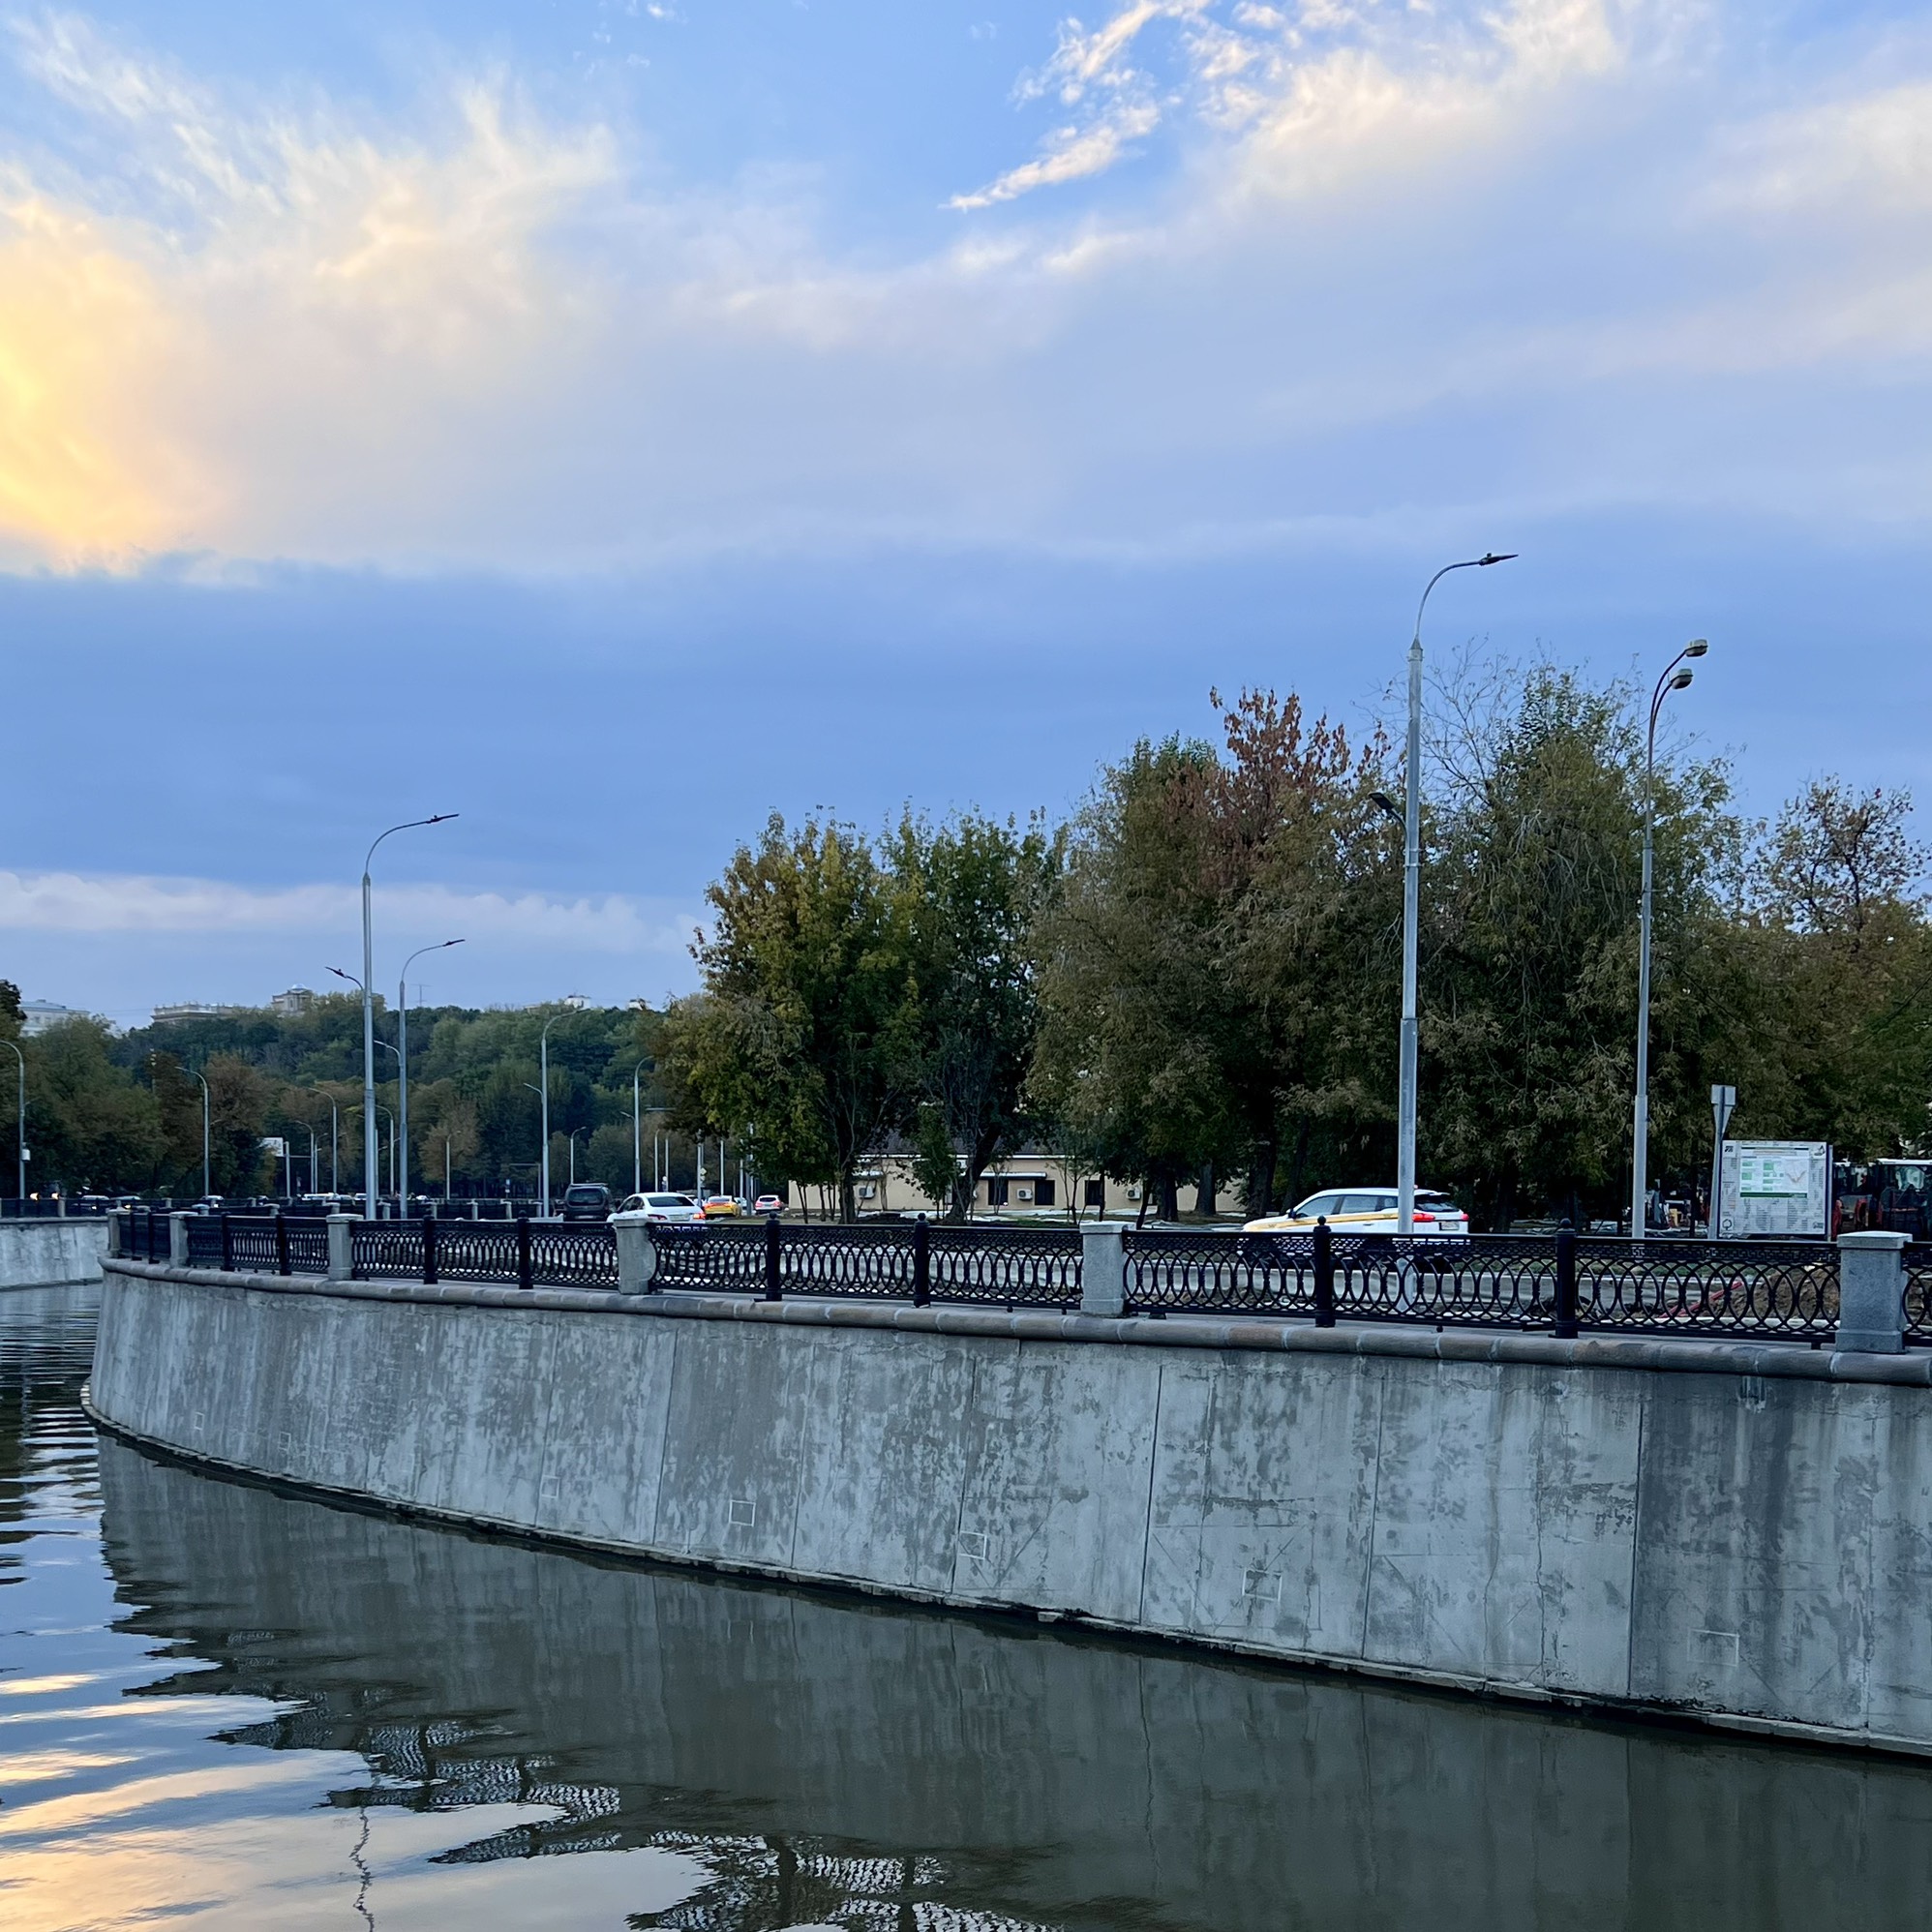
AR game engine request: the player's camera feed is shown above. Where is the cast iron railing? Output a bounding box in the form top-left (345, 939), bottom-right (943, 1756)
top-left (118, 1210), bottom-right (1874, 1344)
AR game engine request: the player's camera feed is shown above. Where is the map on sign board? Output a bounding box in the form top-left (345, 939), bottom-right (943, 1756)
top-left (1718, 1139), bottom-right (1831, 1238)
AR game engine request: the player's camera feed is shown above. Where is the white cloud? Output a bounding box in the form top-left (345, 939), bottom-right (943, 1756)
top-left (0, 871), bottom-right (699, 955)
top-left (2, 4), bottom-right (1931, 573)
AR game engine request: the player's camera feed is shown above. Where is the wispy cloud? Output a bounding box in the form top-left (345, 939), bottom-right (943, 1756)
top-left (0, 871), bottom-right (698, 954)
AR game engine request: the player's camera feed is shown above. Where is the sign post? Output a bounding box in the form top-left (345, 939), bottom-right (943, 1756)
top-left (1719, 1139), bottom-right (1832, 1239)
top-left (1708, 1086), bottom-right (1736, 1241)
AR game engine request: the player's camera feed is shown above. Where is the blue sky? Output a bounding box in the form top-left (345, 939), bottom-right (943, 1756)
top-left (3, 0), bottom-right (1930, 1021)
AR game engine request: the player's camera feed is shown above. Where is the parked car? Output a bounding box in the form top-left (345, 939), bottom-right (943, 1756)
top-left (559, 1182), bottom-right (614, 1222)
top-left (617, 1192), bottom-right (706, 1224)
top-left (1244, 1188), bottom-right (1470, 1237)
top-left (191, 1195), bottom-right (226, 1216)
top-left (700, 1195), bottom-right (740, 1219)
top-left (753, 1193), bottom-right (783, 1214)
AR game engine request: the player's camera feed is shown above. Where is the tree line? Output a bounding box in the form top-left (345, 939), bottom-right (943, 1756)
top-left (9, 659), bottom-right (1926, 1222)
top-left (658, 664), bottom-right (1932, 1225)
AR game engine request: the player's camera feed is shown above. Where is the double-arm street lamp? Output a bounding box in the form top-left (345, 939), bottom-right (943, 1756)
top-left (1630, 640), bottom-right (1709, 1240)
top-left (357, 817), bottom-right (456, 1222)
top-left (1395, 553), bottom-right (1517, 1236)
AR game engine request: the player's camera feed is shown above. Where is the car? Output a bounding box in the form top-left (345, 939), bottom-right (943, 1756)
top-left (1244, 1188), bottom-right (1470, 1237)
top-left (753, 1193), bottom-right (783, 1214)
top-left (191, 1195), bottom-right (226, 1216)
top-left (700, 1194), bottom-right (741, 1219)
top-left (559, 1182), bottom-right (614, 1222)
top-left (617, 1192), bottom-right (706, 1224)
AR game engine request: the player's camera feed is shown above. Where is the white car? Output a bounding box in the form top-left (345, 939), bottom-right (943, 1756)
top-left (617, 1192), bottom-right (706, 1225)
top-left (1245, 1187), bottom-right (1470, 1237)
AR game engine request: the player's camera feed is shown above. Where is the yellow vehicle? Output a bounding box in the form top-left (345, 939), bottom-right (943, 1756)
top-left (700, 1194), bottom-right (741, 1219)
top-left (1244, 1187), bottom-right (1470, 1236)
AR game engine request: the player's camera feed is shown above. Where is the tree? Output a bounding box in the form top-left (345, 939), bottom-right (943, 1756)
top-left (1031, 690), bottom-right (1394, 1219)
top-left (1422, 665), bottom-right (1743, 1224)
top-left (1739, 779), bottom-right (1932, 1159)
top-left (21, 1020), bottom-right (164, 1194)
top-left (891, 810), bottom-right (1064, 1218)
top-left (664, 815), bottom-right (919, 1222)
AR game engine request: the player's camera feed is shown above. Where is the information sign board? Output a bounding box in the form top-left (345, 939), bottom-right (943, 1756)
top-left (1718, 1139), bottom-right (1831, 1238)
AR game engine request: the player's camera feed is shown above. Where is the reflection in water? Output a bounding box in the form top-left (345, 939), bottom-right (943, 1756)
top-left (5, 1287), bottom-right (1932, 1929)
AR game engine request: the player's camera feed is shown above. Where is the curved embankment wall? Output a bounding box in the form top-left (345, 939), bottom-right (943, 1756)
top-left (1, 1218), bottom-right (108, 1289)
top-left (90, 1258), bottom-right (1932, 1754)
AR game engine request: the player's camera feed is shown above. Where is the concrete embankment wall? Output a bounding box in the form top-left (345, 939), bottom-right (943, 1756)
top-left (0, 1219), bottom-right (108, 1289)
top-left (89, 1259), bottom-right (1932, 1754)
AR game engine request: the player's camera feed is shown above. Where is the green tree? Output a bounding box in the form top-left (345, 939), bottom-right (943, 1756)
top-left (21, 1019), bottom-right (164, 1194)
top-left (891, 809), bottom-right (1064, 1219)
top-left (664, 814), bottom-right (919, 1221)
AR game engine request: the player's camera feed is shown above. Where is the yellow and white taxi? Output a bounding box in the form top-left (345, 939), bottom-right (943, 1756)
top-left (1244, 1187), bottom-right (1470, 1237)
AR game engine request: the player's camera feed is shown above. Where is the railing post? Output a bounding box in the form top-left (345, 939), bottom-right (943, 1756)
top-left (1079, 1222), bottom-right (1126, 1317)
top-left (913, 1214), bottom-right (930, 1307)
top-left (325, 1214), bottom-right (353, 1283)
top-left (107, 1211), bottom-right (125, 1259)
top-left (516, 1215), bottom-right (533, 1293)
top-left (1313, 1218), bottom-right (1336, 1328)
top-left (274, 1207), bottom-right (290, 1277)
top-left (219, 1212), bottom-right (232, 1273)
top-left (1554, 1219), bottom-right (1579, 1339)
top-left (422, 1210), bottom-right (438, 1285)
top-left (764, 1213), bottom-right (782, 1301)
top-left (1836, 1230), bottom-right (1908, 1354)
top-left (168, 1212), bottom-right (191, 1268)
top-left (612, 1211), bottom-right (658, 1294)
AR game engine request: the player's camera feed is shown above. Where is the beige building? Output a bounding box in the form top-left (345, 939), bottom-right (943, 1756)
top-left (850, 1149), bottom-right (1247, 1222)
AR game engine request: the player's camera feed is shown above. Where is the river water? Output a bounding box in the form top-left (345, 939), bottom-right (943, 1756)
top-left (5, 1285), bottom-right (1932, 1932)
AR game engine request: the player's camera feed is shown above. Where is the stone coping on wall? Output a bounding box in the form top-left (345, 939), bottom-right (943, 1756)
top-left (103, 1256), bottom-right (1932, 1387)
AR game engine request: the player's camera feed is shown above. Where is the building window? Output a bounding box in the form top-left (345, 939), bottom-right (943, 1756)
top-left (1034, 1177), bottom-right (1055, 1208)
top-left (1084, 1179), bottom-right (1104, 1209)
top-left (986, 1177), bottom-right (1009, 1207)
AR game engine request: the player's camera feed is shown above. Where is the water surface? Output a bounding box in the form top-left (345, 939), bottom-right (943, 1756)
top-left (4, 1284), bottom-right (1931, 1930)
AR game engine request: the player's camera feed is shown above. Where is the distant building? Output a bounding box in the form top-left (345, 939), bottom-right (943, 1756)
top-left (19, 1000), bottom-right (77, 1037)
top-left (150, 1002), bottom-right (245, 1026)
top-left (270, 986), bottom-right (315, 1017)
top-left (562, 993), bottom-right (589, 1011)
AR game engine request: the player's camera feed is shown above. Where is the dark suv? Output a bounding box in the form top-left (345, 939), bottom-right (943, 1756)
top-left (559, 1183), bottom-right (613, 1222)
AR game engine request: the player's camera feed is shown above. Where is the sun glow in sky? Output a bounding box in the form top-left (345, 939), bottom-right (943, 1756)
top-left (2, 0), bottom-right (1930, 1014)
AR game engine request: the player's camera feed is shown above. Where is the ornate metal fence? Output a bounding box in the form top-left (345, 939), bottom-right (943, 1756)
top-left (125, 1209), bottom-right (1876, 1345)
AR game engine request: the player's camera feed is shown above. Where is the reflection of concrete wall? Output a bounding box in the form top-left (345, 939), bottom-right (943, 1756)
top-left (90, 1263), bottom-right (1932, 1754)
top-left (0, 1219), bottom-right (106, 1288)
top-left (95, 1433), bottom-right (1932, 1932)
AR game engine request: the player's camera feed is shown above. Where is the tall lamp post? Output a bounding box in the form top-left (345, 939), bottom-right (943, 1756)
top-left (637, 1066), bottom-right (660, 1197)
top-left (4, 1039), bottom-right (22, 1201)
top-left (193, 1071), bottom-right (211, 1201)
top-left (396, 939), bottom-right (464, 1215)
top-left (1630, 640), bottom-right (1708, 1240)
top-left (537, 1012), bottom-right (565, 1218)
top-left (1396, 553), bottom-right (1517, 1235)
top-left (358, 816), bottom-right (456, 1223)
top-left (522, 1081), bottom-right (548, 1213)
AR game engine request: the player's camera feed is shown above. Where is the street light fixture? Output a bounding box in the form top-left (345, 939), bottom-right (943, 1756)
top-left (538, 1011), bottom-right (566, 1218)
top-left (521, 1081), bottom-right (549, 1213)
top-left (631, 1059), bottom-right (651, 1196)
top-left (397, 939), bottom-right (464, 1216)
top-left (1396, 553), bottom-right (1517, 1235)
top-left (193, 1070), bottom-right (211, 1201)
top-left (4, 1039), bottom-right (22, 1201)
top-left (358, 816), bottom-right (456, 1223)
top-left (1631, 639), bottom-right (1708, 1241)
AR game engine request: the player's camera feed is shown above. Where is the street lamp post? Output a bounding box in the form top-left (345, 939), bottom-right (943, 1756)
top-left (569, 1127), bottom-right (589, 1187)
top-left (522, 1081), bottom-right (548, 1213)
top-left (193, 1071), bottom-right (211, 1201)
top-left (538, 1012), bottom-right (565, 1218)
top-left (1396, 553), bottom-right (1517, 1235)
top-left (631, 1059), bottom-right (650, 1196)
top-left (1631, 640), bottom-right (1709, 1240)
top-left (358, 816), bottom-right (456, 1223)
top-left (3, 1040), bottom-right (22, 1201)
top-left (396, 939), bottom-right (464, 1218)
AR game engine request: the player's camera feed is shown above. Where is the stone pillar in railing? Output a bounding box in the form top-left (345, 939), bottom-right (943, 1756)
top-left (612, 1211), bottom-right (658, 1295)
top-left (325, 1214), bottom-right (355, 1283)
top-left (167, 1212), bottom-right (191, 1268)
top-left (1080, 1222), bottom-right (1126, 1317)
top-left (106, 1212), bottom-right (124, 1258)
top-left (1836, 1230), bottom-right (1909, 1354)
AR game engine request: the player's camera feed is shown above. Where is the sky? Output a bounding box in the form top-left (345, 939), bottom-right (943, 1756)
top-left (2, 0), bottom-right (1930, 1023)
